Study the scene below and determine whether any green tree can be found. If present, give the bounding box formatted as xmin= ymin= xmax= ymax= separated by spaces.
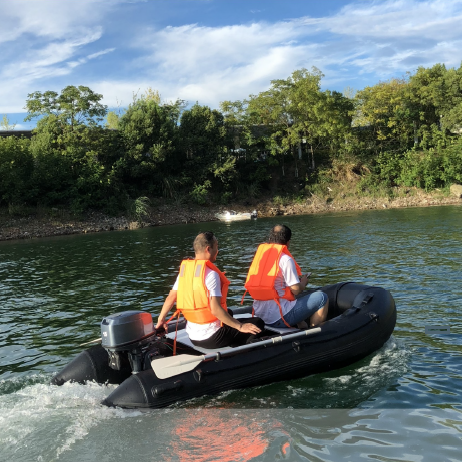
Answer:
xmin=106 ymin=111 xmax=120 ymax=130
xmin=247 ymin=68 xmax=353 ymax=172
xmin=354 ymin=78 xmax=413 ymax=153
xmin=179 ymin=103 xmax=232 ymax=200
xmin=25 ymin=86 xmax=117 ymax=211
xmin=117 ymin=95 xmax=182 ymax=195
xmin=0 ymin=136 xmax=33 ymax=206
xmin=1 ymin=115 xmax=16 ymax=130
xmin=407 ymin=63 xmax=462 ymax=146
xmin=25 ymin=85 xmax=107 ymax=128
xmin=289 ymin=69 xmax=353 ymax=168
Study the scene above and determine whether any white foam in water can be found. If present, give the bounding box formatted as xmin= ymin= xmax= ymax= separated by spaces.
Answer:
xmin=324 ymin=336 xmax=411 ymax=387
xmin=0 ymin=378 xmax=142 ymax=461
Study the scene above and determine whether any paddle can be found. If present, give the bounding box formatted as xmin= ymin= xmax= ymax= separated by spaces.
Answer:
xmin=79 ymin=337 xmax=102 ymax=347
xmin=151 ymin=326 xmax=322 ymax=379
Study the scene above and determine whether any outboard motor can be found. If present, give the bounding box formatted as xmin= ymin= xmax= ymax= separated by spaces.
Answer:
xmin=251 ymin=210 xmax=258 ymax=219
xmin=101 ymin=311 xmax=160 ymax=374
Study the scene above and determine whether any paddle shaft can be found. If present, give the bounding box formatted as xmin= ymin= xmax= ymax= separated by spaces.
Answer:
xmin=79 ymin=337 xmax=102 ymax=347
xmin=200 ymin=326 xmax=322 ymax=363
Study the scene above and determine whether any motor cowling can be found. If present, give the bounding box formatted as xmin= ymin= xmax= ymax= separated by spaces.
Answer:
xmin=101 ymin=311 xmax=159 ymax=373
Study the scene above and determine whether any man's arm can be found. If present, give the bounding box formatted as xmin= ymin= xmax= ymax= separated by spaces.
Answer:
xmin=155 ymin=289 xmax=177 ymax=330
xmin=290 ymin=274 xmax=309 ymax=296
xmin=281 ymin=256 xmax=309 ymax=296
xmin=209 ymin=296 xmax=261 ymax=334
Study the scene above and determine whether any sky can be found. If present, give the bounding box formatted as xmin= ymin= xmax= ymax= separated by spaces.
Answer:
xmin=1 ymin=0 xmax=462 ymax=129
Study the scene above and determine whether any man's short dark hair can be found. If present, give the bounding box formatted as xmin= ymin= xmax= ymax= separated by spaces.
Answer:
xmin=194 ymin=231 xmax=217 ymax=252
xmin=268 ymin=224 xmax=292 ymax=245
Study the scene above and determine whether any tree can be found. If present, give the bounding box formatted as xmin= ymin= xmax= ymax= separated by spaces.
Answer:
xmin=179 ymin=104 xmax=232 ymax=199
xmin=0 ymin=136 xmax=33 ymax=206
xmin=1 ymin=115 xmax=16 ymax=130
xmin=25 ymin=85 xmax=107 ymax=128
xmin=25 ymin=86 xmax=116 ymax=211
xmin=106 ymin=111 xmax=120 ymax=130
xmin=117 ymin=94 xmax=182 ymax=195
xmin=354 ymin=78 xmax=413 ymax=153
xmin=247 ymin=67 xmax=353 ymax=172
xmin=407 ymin=63 xmax=462 ymax=143
xmin=289 ymin=69 xmax=353 ymax=169
xmin=246 ymin=74 xmax=295 ymax=176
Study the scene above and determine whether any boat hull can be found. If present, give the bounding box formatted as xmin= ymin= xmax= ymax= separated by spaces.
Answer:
xmin=52 ymin=282 xmax=396 ymax=408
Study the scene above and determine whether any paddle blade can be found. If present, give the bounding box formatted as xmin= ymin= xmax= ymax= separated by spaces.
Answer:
xmin=151 ymin=354 xmax=206 ymax=379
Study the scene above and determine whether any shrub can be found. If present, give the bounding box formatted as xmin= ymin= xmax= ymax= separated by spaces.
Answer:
xmin=190 ymin=180 xmax=211 ymax=205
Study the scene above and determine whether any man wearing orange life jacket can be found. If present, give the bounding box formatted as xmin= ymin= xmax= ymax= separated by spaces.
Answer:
xmin=155 ymin=231 xmax=264 ymax=349
xmin=247 ymin=225 xmax=328 ymax=329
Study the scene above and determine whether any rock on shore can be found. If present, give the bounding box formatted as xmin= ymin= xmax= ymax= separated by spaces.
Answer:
xmin=450 ymin=183 xmax=462 ymax=198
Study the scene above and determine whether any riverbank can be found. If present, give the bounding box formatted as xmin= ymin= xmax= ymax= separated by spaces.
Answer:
xmin=0 ymin=187 xmax=461 ymax=242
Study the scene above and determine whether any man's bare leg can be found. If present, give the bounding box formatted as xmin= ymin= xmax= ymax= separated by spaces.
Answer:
xmin=309 ymin=300 xmax=328 ymax=327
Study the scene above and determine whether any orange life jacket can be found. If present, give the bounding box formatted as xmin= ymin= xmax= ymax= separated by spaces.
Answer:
xmin=176 ymin=259 xmax=230 ymax=324
xmin=242 ymin=243 xmax=302 ymax=327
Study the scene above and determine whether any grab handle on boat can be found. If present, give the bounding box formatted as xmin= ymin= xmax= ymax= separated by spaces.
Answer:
xmin=352 ymin=292 xmax=374 ymax=310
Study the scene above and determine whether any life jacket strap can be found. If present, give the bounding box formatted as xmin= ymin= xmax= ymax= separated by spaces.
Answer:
xmin=165 ymin=310 xmax=181 ymax=356
xmin=275 ymin=299 xmax=292 ymax=328
xmin=240 ymin=289 xmax=248 ymax=305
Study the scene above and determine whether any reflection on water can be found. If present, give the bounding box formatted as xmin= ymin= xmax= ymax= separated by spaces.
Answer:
xmin=1 ymin=379 xmax=460 ymax=462
xmin=0 ymin=205 xmax=461 ymax=461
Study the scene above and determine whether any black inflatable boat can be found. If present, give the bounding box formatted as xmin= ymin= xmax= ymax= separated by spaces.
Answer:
xmin=51 ymin=282 xmax=396 ymax=408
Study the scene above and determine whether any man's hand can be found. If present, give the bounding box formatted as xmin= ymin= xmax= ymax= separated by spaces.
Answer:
xmin=299 ymin=274 xmax=309 ymax=288
xmin=210 ymin=296 xmax=261 ymax=334
xmin=239 ymin=323 xmax=261 ymax=334
xmin=155 ymin=289 xmax=177 ymax=333
xmin=155 ymin=318 xmax=168 ymax=332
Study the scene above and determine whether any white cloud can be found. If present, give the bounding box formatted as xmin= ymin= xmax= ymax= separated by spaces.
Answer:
xmin=87 ymin=48 xmax=116 ymax=60
xmin=121 ymin=0 xmax=462 ymax=106
xmin=326 ymin=0 xmax=462 ymax=39
xmin=0 ymin=0 xmax=114 ymax=112
xmin=0 ymin=0 xmax=110 ymax=43
xmin=1 ymin=0 xmax=462 ymax=114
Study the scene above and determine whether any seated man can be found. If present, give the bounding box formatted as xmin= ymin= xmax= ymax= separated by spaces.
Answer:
xmin=244 ymin=224 xmax=328 ymax=329
xmin=156 ymin=231 xmax=264 ymax=349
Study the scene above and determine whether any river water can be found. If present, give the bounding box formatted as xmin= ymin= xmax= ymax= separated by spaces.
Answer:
xmin=0 ymin=206 xmax=461 ymax=461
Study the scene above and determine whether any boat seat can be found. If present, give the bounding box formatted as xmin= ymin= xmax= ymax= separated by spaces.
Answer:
xmin=263 ymin=325 xmax=300 ymax=334
xmin=166 ymin=313 xmax=252 ymax=354
xmin=166 ymin=314 xmax=301 ymax=354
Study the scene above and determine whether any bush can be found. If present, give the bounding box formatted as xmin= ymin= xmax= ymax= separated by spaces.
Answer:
xmin=397 ymin=142 xmax=462 ymax=190
xmin=190 ymin=180 xmax=211 ymax=205
xmin=126 ymin=196 xmax=151 ymax=223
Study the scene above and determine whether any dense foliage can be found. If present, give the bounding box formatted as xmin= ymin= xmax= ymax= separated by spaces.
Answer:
xmin=1 ymin=63 xmax=462 ymax=214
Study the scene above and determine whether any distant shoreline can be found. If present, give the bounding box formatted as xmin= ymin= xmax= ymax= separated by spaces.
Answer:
xmin=1 ymin=189 xmax=460 ymax=243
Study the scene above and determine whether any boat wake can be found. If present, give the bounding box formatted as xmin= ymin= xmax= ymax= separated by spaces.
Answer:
xmin=0 ymin=339 xmax=416 ymax=462
xmin=0 ymin=376 xmax=140 ymax=461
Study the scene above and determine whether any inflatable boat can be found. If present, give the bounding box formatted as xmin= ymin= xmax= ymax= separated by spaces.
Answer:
xmin=51 ymin=282 xmax=396 ymax=409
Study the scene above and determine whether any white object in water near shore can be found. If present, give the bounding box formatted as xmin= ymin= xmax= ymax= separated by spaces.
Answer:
xmin=215 ymin=210 xmax=257 ymax=221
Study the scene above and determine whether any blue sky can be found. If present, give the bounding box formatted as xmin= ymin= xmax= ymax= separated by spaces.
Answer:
xmin=1 ymin=0 xmax=462 ymax=129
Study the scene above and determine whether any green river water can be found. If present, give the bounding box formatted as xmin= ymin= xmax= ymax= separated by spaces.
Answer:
xmin=0 ymin=206 xmax=461 ymax=461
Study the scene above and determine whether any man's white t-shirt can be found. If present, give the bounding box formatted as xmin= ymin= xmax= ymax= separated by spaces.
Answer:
xmin=252 ymin=253 xmax=300 ymax=324
xmin=172 ymin=267 xmax=222 ymax=341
